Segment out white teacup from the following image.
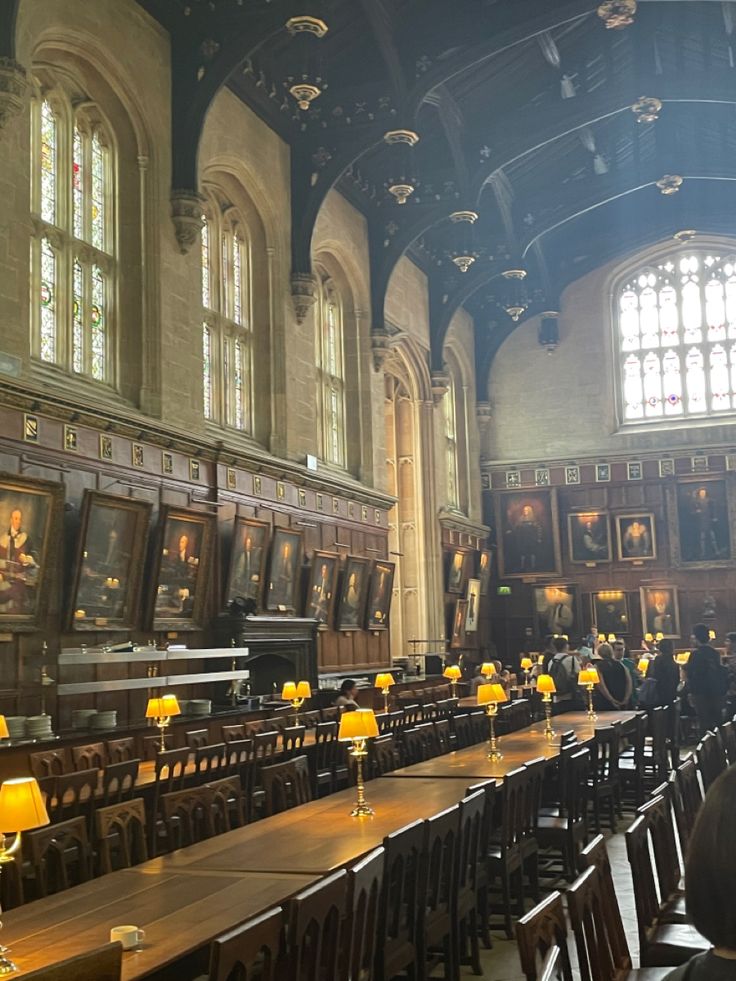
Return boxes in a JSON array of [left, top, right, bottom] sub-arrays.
[[110, 925, 145, 950]]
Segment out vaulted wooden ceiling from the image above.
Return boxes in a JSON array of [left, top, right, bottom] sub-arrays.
[[131, 1, 736, 388]]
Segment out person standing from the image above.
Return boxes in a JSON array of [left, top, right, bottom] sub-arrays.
[[612, 639, 640, 703], [648, 638, 680, 707], [594, 642, 632, 711], [686, 623, 726, 735]]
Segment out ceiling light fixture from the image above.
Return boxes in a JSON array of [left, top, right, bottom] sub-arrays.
[[597, 0, 637, 29], [502, 269, 529, 322], [632, 96, 662, 123], [656, 174, 683, 196]]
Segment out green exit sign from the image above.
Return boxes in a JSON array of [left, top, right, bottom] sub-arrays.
[[497, 585, 512, 596]]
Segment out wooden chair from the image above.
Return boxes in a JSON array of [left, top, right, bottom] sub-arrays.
[[433, 718, 452, 754], [207, 775, 246, 832], [95, 797, 148, 874], [421, 804, 461, 981], [161, 786, 215, 849], [378, 710, 404, 735], [29, 748, 67, 779], [106, 737, 136, 763], [26, 816, 92, 897], [312, 721, 338, 796], [71, 741, 106, 771], [452, 714, 474, 749], [537, 748, 589, 882], [260, 755, 311, 816], [100, 759, 140, 806], [371, 733, 398, 777], [457, 790, 485, 976], [402, 703, 422, 727], [539, 947, 563, 981], [221, 723, 246, 744], [376, 819, 425, 981], [467, 780, 496, 951], [619, 711, 647, 808], [186, 729, 209, 750], [195, 743, 226, 784], [150, 746, 192, 854], [636, 793, 686, 923], [567, 863, 672, 981], [207, 906, 285, 981], [320, 706, 342, 724], [469, 711, 487, 745], [287, 869, 347, 981], [253, 730, 280, 762], [299, 709, 322, 729], [223, 739, 255, 820], [587, 725, 620, 832], [486, 765, 530, 938], [142, 732, 173, 759], [625, 815, 708, 967], [401, 725, 432, 765], [281, 724, 306, 758], [55, 768, 98, 833], [696, 730, 727, 792], [671, 757, 703, 852], [342, 847, 384, 981], [19, 944, 123, 981], [718, 718, 736, 766], [515, 891, 573, 981]]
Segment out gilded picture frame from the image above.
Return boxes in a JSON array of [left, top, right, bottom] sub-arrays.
[[224, 517, 269, 610], [666, 476, 736, 569], [567, 510, 612, 564], [615, 513, 657, 562], [305, 550, 339, 625], [496, 489, 562, 579], [265, 527, 303, 613], [366, 560, 395, 630], [151, 506, 217, 631], [336, 555, 371, 631], [640, 585, 681, 640]]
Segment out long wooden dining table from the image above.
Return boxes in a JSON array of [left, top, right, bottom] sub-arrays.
[[2, 708, 639, 980]]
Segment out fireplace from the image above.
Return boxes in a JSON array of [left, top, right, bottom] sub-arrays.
[[215, 615, 319, 695]]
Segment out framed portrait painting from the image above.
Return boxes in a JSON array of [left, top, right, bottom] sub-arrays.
[[0, 474, 63, 630], [336, 556, 371, 631], [496, 490, 561, 578], [640, 585, 680, 639], [478, 548, 492, 595], [532, 583, 580, 640], [450, 599, 468, 649], [366, 560, 395, 630], [225, 518, 269, 609], [465, 578, 481, 633], [567, 511, 611, 564], [668, 478, 735, 567], [69, 491, 151, 631], [265, 528, 303, 613], [305, 550, 339, 625], [591, 590, 630, 637], [446, 549, 467, 594], [151, 507, 217, 630], [616, 513, 657, 562]]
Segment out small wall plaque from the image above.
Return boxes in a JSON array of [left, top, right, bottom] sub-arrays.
[[595, 463, 610, 483], [190, 459, 201, 481], [99, 434, 113, 461], [226, 468, 237, 490], [64, 425, 78, 452], [132, 443, 144, 469], [23, 414, 39, 443], [162, 452, 173, 475]]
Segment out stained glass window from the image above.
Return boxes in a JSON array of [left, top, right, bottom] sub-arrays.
[[40, 101, 56, 225], [200, 196, 252, 432], [618, 252, 736, 421], [316, 276, 345, 466], [31, 86, 115, 383], [73, 259, 84, 373], [203, 324, 213, 420], [39, 237, 56, 363], [443, 374, 460, 509]]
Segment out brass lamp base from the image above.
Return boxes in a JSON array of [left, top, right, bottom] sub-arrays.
[[586, 687, 597, 721], [543, 700, 555, 740], [486, 706, 502, 761], [349, 746, 374, 819], [0, 949, 18, 976], [350, 802, 375, 818]]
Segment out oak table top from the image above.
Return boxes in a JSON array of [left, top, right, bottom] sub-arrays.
[[383, 710, 638, 781], [132, 776, 477, 877], [2, 868, 317, 980]]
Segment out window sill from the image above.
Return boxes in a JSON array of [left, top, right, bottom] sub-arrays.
[[30, 361, 133, 412], [614, 415, 736, 436]]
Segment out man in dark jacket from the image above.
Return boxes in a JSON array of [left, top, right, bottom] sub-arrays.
[[686, 623, 725, 735]]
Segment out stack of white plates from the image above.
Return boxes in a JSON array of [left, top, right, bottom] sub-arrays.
[[6, 716, 26, 741], [189, 699, 211, 717], [90, 710, 117, 731], [71, 709, 97, 730], [27, 715, 53, 740]]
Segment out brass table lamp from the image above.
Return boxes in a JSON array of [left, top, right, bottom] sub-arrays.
[[281, 681, 311, 724], [477, 682, 508, 761], [374, 673, 395, 715], [443, 664, 461, 698], [145, 694, 181, 752], [578, 667, 600, 721], [338, 709, 379, 817], [537, 674, 557, 739]]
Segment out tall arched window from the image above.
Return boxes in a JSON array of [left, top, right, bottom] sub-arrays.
[[200, 189, 253, 433], [30, 79, 116, 383], [443, 375, 460, 511], [315, 271, 346, 467], [617, 251, 736, 422]]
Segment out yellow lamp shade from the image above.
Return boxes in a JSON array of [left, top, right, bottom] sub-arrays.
[[520, 657, 533, 671], [638, 658, 649, 674], [477, 683, 508, 706], [444, 665, 462, 681], [0, 716, 9, 740], [338, 708, 379, 742], [296, 681, 311, 699], [375, 673, 395, 690], [537, 674, 556, 695], [281, 682, 297, 701], [145, 694, 181, 720], [644, 633, 654, 643], [655, 632, 664, 641], [578, 668, 599, 685], [607, 634, 617, 643], [0, 777, 50, 833], [676, 651, 691, 665], [709, 629, 716, 640], [480, 662, 495, 677]]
